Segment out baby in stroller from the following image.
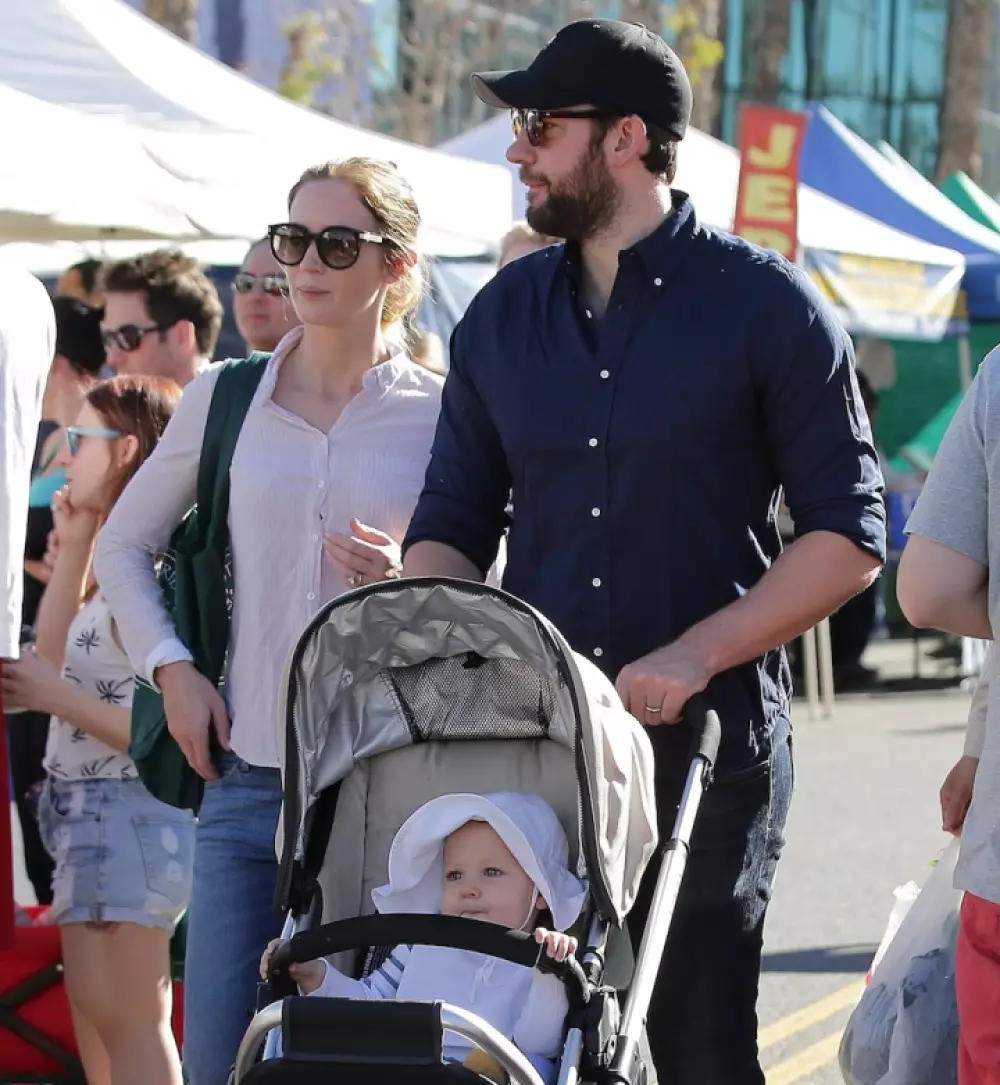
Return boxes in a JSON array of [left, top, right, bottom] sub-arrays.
[[261, 791, 587, 1083]]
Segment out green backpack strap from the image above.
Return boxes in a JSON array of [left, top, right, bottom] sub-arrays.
[[197, 352, 270, 545]]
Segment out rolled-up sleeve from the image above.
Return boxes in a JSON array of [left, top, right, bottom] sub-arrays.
[[753, 268, 886, 561], [93, 365, 220, 680], [402, 308, 511, 576]]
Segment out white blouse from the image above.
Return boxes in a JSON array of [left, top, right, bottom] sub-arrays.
[[93, 328, 443, 768]]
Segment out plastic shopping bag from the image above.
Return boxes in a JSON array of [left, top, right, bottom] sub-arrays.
[[839, 838, 961, 1085], [864, 881, 920, 984]]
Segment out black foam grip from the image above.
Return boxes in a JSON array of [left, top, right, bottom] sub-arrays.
[[682, 694, 722, 779]]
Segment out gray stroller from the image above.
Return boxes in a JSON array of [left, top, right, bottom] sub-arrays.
[[232, 579, 720, 1085]]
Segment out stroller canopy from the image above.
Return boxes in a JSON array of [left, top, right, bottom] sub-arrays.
[[277, 579, 658, 925]]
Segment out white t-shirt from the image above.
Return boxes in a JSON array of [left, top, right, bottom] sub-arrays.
[[0, 269, 54, 658]]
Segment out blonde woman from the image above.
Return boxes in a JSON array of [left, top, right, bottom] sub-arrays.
[[497, 220, 559, 269], [93, 159, 442, 1085]]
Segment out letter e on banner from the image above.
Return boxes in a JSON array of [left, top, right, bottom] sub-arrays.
[[733, 105, 808, 260]]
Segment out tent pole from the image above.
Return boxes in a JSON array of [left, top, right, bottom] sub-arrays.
[[958, 335, 974, 389]]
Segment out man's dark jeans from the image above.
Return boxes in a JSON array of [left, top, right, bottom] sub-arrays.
[[627, 722, 794, 1084]]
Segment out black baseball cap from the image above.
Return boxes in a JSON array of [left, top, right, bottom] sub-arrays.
[[473, 20, 693, 142]]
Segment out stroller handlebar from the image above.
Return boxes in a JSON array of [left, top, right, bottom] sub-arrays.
[[681, 694, 722, 781], [267, 914, 590, 1003]]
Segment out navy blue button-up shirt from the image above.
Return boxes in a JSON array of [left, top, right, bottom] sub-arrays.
[[404, 196, 885, 775]]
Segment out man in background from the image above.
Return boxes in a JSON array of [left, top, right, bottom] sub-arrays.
[[231, 238, 299, 354], [0, 267, 55, 945], [101, 250, 223, 386]]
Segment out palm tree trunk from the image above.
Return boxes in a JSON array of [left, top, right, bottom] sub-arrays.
[[937, 0, 994, 181], [748, 0, 792, 105], [143, 0, 198, 44]]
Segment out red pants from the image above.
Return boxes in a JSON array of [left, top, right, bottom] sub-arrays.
[[957, 892, 1000, 1084]]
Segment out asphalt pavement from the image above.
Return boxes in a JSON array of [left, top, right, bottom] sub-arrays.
[[758, 637, 971, 1083]]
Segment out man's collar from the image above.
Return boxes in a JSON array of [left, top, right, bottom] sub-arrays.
[[562, 191, 697, 283]]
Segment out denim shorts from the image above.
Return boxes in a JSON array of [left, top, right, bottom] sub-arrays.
[[39, 776, 196, 931]]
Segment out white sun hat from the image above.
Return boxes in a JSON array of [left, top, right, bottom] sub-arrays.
[[371, 791, 588, 932]]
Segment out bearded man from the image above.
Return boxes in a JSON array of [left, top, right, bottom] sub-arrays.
[[402, 20, 885, 1084]]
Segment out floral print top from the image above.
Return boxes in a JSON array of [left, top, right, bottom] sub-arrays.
[[43, 594, 138, 781]]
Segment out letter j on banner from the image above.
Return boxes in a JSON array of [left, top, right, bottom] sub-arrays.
[[733, 105, 808, 260]]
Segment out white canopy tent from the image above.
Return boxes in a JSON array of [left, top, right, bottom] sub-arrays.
[[439, 114, 964, 267], [0, 0, 512, 254]]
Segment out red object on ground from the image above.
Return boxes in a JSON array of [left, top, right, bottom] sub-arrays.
[[0, 914, 79, 1081], [0, 908, 185, 1082], [1, 664, 15, 950], [957, 892, 1000, 1084]]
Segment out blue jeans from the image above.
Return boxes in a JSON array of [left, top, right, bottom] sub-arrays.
[[182, 754, 283, 1085], [627, 721, 794, 1084]]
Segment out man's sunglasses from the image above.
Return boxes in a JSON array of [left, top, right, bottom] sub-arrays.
[[65, 425, 123, 456], [268, 223, 386, 271], [101, 323, 172, 353], [511, 108, 611, 147], [232, 271, 287, 296]]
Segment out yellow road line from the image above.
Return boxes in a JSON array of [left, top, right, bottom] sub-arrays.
[[766, 1031, 844, 1085], [758, 980, 860, 1051]]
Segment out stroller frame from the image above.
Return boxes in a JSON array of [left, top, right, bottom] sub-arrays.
[[232, 580, 721, 1085]]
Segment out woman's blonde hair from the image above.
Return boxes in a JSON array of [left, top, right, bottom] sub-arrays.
[[498, 221, 559, 267], [288, 158, 425, 334]]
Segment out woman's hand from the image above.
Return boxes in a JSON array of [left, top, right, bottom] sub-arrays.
[[534, 927, 578, 963], [324, 519, 402, 589], [260, 938, 326, 994], [51, 488, 99, 551], [42, 529, 59, 574], [941, 755, 978, 834], [156, 661, 230, 781], [1, 649, 63, 715]]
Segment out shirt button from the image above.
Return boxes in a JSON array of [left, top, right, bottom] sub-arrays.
[[654, 277, 663, 286], [588, 438, 598, 447], [312, 534, 320, 542], [317, 480, 325, 489], [592, 578, 601, 587], [307, 592, 316, 601], [593, 647, 604, 658], [591, 507, 601, 517], [599, 370, 610, 379]]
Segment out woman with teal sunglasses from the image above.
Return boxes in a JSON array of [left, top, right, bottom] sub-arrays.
[[13, 296, 106, 912]]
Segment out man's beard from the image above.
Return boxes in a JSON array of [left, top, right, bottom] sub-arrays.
[[524, 139, 620, 242]]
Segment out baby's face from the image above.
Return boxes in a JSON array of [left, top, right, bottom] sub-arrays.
[[441, 821, 539, 929]]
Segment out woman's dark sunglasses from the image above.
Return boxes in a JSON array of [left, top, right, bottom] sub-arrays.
[[268, 223, 386, 271], [511, 108, 611, 147], [100, 322, 173, 353], [232, 271, 287, 296]]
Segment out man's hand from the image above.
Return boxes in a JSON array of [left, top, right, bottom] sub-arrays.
[[940, 755, 978, 834], [157, 661, 231, 781], [615, 642, 712, 725]]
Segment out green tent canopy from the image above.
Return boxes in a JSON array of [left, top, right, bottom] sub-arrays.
[[940, 172, 1000, 234], [896, 389, 965, 473]]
